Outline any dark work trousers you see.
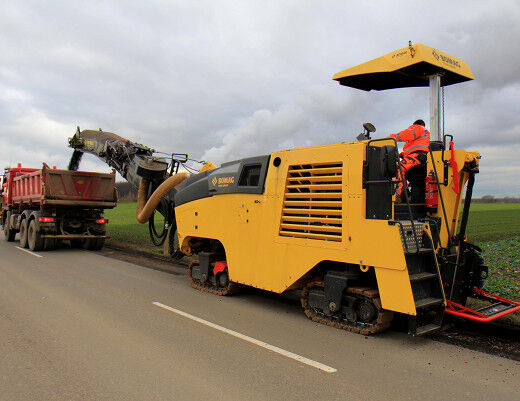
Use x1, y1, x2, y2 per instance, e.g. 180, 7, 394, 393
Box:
396, 151, 427, 203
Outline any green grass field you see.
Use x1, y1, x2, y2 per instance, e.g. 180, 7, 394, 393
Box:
105, 202, 520, 299
104, 202, 164, 255
464, 203, 520, 242
463, 203, 520, 300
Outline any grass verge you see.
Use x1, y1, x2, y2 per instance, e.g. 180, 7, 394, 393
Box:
479, 237, 520, 301
465, 203, 520, 242
104, 202, 164, 257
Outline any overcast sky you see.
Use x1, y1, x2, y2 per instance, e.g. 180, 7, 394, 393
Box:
1, 0, 519, 196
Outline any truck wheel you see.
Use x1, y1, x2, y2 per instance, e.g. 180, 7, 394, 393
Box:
3, 212, 16, 242
44, 238, 56, 251
19, 219, 29, 248
81, 238, 92, 250
28, 219, 44, 251
82, 237, 105, 250
93, 238, 105, 250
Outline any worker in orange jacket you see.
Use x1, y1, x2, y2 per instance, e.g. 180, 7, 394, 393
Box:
390, 119, 430, 202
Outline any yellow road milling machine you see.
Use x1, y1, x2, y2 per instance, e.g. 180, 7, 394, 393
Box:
69, 43, 520, 335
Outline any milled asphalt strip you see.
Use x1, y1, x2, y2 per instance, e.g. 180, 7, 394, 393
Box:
15, 246, 43, 258
152, 301, 337, 373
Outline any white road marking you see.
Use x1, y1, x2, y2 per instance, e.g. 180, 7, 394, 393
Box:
152, 301, 337, 373
15, 246, 43, 258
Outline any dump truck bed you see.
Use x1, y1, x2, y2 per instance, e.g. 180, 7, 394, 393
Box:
10, 166, 117, 208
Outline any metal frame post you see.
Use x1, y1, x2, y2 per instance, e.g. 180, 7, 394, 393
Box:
429, 74, 442, 142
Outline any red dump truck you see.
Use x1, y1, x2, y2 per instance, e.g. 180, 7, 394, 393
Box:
1, 163, 117, 251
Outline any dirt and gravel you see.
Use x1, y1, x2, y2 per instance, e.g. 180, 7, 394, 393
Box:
428, 320, 520, 361
102, 240, 520, 362
102, 239, 187, 275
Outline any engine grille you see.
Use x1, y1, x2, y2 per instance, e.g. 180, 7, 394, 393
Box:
279, 162, 343, 242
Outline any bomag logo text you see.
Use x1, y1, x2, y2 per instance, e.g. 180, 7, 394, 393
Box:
218, 177, 234, 184
432, 50, 461, 68
212, 176, 235, 186
392, 50, 407, 59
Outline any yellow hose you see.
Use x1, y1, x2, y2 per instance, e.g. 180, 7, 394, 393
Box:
136, 173, 188, 224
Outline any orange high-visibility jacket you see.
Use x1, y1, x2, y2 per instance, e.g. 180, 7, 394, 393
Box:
390, 124, 430, 156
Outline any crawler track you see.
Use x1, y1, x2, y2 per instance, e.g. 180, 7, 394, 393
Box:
301, 282, 394, 335
188, 261, 240, 296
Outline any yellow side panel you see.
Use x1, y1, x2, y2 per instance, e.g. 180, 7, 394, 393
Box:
428, 149, 477, 247
176, 142, 408, 296
375, 268, 416, 315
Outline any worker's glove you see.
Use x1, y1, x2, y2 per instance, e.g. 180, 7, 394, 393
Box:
389, 133, 397, 140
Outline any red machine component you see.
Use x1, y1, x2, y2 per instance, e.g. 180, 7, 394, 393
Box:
425, 171, 438, 212
445, 288, 520, 322
449, 141, 460, 194
1, 163, 117, 251
213, 261, 227, 276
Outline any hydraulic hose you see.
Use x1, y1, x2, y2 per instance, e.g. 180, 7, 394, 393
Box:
136, 172, 188, 224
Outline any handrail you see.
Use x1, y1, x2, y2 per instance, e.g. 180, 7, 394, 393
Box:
419, 217, 442, 250
422, 232, 445, 294
449, 171, 475, 300
440, 134, 453, 184
428, 148, 452, 248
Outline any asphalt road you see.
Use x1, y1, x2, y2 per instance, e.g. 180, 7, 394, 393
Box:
1, 234, 518, 401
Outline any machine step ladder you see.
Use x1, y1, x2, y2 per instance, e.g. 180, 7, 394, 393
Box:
398, 220, 445, 335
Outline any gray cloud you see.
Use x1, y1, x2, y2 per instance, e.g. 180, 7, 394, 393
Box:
1, 0, 519, 196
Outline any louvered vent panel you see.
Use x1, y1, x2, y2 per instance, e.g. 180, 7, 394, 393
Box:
279, 162, 343, 242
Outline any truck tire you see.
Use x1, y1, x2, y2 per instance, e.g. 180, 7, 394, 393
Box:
44, 238, 56, 251
28, 219, 44, 251
19, 219, 29, 248
82, 237, 105, 251
3, 211, 16, 242
95, 238, 105, 250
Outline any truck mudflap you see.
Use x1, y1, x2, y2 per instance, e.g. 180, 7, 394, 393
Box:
445, 288, 520, 323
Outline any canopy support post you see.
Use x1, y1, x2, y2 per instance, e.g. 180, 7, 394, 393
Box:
429, 74, 442, 143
